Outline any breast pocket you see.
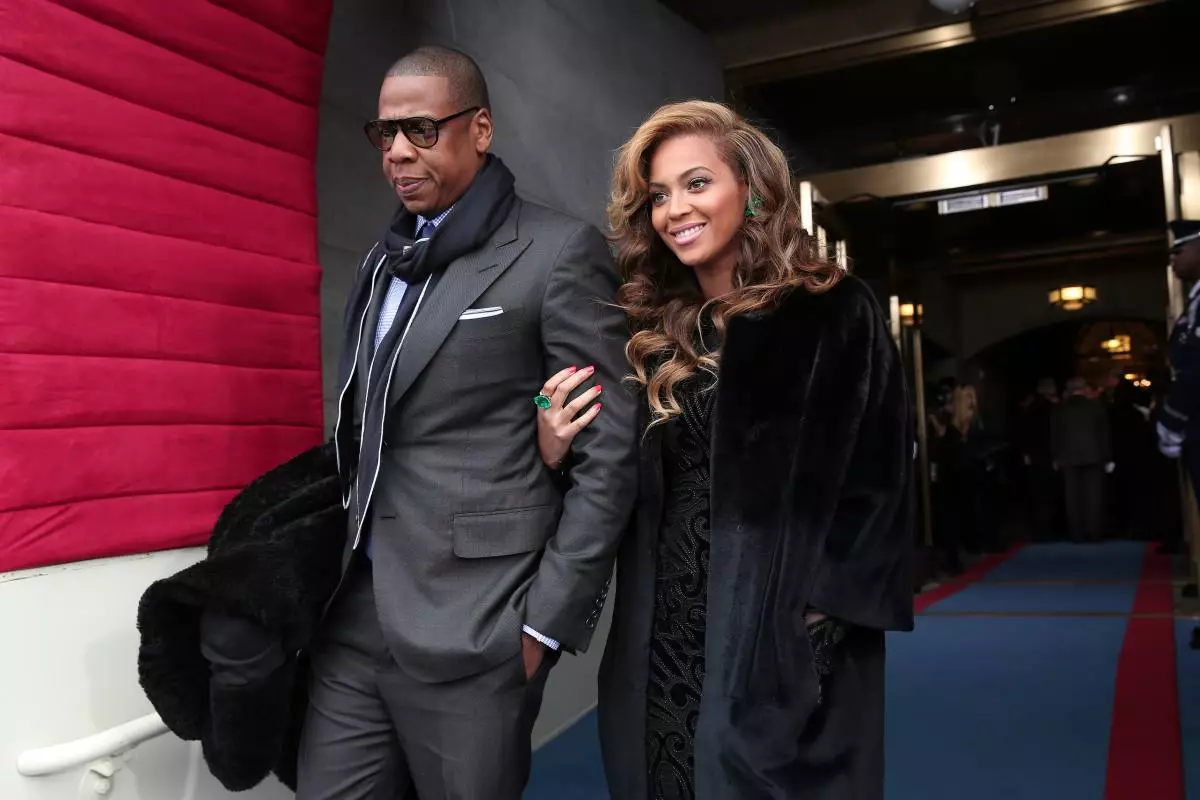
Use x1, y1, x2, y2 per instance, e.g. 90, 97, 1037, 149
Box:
453, 307, 525, 340
446, 308, 539, 386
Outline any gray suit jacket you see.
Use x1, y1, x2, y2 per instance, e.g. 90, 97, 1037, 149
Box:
1051, 395, 1112, 468
331, 197, 638, 683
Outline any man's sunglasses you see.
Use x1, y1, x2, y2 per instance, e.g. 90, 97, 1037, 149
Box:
363, 107, 480, 151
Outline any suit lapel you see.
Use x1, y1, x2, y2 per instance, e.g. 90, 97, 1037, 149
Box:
385, 203, 531, 410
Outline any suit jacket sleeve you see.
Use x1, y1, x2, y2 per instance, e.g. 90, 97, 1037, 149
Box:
527, 223, 639, 652
807, 289, 914, 631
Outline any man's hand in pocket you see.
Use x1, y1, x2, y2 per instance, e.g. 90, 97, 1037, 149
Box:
521, 633, 546, 680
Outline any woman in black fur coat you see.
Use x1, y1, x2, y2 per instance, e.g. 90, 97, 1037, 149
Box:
535, 101, 914, 800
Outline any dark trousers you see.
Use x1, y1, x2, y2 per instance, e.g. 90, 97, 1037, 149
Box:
296, 560, 556, 800
1182, 445, 1200, 540
1027, 462, 1058, 541
1062, 464, 1105, 542
932, 483, 964, 574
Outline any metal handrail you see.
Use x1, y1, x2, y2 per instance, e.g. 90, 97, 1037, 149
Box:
16, 713, 169, 777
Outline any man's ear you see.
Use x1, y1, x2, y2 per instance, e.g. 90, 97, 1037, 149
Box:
473, 108, 494, 155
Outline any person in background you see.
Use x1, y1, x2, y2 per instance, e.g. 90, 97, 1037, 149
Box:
1109, 376, 1156, 540
934, 386, 982, 559
1157, 219, 1200, 467
1158, 218, 1200, 649
536, 100, 913, 800
928, 383, 964, 573
1157, 219, 1200, 562
960, 384, 1006, 553
1052, 377, 1114, 543
1020, 378, 1060, 541
1146, 366, 1184, 553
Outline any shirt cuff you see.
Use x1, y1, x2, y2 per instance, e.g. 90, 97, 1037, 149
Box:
522, 625, 561, 651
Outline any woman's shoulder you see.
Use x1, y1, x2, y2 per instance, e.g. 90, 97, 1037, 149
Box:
775, 272, 883, 328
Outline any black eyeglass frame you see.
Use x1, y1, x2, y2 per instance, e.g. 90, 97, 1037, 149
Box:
363, 107, 481, 151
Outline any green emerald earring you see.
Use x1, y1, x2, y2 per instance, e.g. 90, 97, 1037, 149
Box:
744, 194, 763, 219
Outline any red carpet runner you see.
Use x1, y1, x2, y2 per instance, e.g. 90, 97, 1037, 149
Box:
914, 547, 1022, 614
1105, 543, 1184, 799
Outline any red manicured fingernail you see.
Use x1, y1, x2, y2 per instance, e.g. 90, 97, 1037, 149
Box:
567, 366, 578, 373
586, 365, 595, 374
595, 385, 603, 392
594, 403, 602, 410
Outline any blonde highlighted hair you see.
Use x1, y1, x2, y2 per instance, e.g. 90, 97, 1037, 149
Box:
952, 386, 978, 437
608, 100, 842, 427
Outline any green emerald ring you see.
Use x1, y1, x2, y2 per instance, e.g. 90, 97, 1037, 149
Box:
534, 394, 553, 410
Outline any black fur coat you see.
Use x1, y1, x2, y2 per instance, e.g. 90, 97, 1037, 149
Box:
597, 275, 915, 799
137, 442, 345, 791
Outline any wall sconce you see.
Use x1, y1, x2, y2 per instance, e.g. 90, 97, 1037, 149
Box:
1101, 334, 1132, 357
1049, 285, 1096, 311
900, 302, 923, 327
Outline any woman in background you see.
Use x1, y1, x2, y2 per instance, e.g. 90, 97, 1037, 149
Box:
536, 101, 913, 800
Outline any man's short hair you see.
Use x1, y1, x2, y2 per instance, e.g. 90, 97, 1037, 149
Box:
386, 46, 491, 111
1065, 376, 1088, 394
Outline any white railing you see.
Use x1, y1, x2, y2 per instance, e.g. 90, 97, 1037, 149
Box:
16, 712, 169, 778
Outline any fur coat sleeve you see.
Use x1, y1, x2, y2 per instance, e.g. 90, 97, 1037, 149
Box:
804, 282, 915, 630
137, 442, 345, 791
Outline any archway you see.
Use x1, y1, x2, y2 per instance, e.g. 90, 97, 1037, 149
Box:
971, 316, 1166, 430
928, 317, 1169, 543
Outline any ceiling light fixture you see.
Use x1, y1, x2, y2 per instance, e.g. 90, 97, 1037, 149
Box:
1049, 285, 1097, 312
936, 185, 1049, 216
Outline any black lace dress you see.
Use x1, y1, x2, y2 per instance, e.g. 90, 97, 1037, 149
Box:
645, 377, 716, 800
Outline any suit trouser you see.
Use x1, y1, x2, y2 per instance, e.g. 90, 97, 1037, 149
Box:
1063, 464, 1106, 542
296, 558, 556, 800
1027, 462, 1059, 541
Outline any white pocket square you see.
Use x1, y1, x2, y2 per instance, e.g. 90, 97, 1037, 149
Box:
459, 306, 504, 320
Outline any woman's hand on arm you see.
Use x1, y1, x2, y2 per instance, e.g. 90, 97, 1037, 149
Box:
537, 365, 604, 469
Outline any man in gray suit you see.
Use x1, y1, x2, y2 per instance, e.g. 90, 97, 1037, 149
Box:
1051, 377, 1113, 542
301, 46, 638, 799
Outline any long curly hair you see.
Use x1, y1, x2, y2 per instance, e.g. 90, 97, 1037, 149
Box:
608, 100, 843, 427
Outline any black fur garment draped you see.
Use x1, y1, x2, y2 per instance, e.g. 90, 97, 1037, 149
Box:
598, 275, 915, 800
137, 442, 345, 791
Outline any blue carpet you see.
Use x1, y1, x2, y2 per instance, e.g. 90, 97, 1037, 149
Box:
886, 617, 1125, 800
527, 712, 607, 799
926, 581, 1137, 614
529, 620, 1127, 800
528, 543, 1146, 798
981, 541, 1145, 583
1176, 621, 1200, 800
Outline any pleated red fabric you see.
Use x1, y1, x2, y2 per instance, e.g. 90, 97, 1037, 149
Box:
0, 0, 332, 571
